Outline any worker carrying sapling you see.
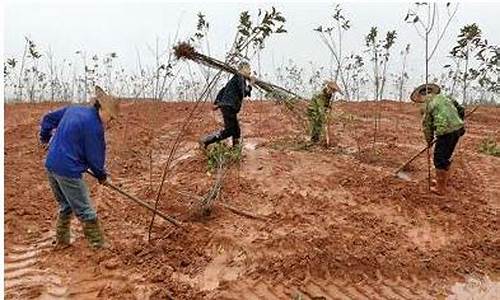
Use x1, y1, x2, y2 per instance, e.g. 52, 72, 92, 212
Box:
199, 61, 254, 148
307, 81, 342, 143
410, 83, 465, 196
39, 86, 120, 249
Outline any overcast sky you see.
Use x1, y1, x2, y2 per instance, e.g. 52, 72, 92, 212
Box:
4, 0, 500, 98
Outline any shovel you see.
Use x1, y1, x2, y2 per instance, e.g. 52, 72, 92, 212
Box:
394, 105, 479, 180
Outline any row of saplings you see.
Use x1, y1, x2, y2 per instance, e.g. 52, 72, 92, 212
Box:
38, 60, 465, 250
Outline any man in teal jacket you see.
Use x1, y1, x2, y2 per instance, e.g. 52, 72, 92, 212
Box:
411, 83, 465, 195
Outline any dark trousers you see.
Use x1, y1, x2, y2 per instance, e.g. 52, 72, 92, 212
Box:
434, 128, 464, 170
204, 106, 240, 146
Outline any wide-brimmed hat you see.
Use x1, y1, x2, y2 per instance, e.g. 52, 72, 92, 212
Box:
410, 83, 441, 102
93, 86, 120, 118
324, 81, 343, 95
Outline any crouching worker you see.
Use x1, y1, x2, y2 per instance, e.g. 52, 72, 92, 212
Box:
410, 83, 465, 196
307, 81, 342, 143
199, 62, 253, 149
39, 86, 120, 249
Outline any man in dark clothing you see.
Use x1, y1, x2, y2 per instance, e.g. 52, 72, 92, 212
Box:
40, 86, 120, 249
200, 62, 253, 148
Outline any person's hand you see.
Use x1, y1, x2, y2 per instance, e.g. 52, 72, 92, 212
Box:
39, 142, 49, 151
459, 127, 466, 136
249, 75, 256, 86
98, 176, 108, 185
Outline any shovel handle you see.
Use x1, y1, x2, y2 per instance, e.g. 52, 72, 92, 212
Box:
85, 170, 184, 229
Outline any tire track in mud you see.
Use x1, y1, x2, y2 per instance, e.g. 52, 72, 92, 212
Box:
217, 275, 437, 300
465, 154, 500, 209
4, 229, 147, 299
4, 234, 66, 299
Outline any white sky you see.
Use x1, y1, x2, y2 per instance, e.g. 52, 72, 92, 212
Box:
3, 0, 500, 98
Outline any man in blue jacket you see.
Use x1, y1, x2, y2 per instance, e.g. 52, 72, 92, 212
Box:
199, 62, 253, 148
40, 86, 119, 249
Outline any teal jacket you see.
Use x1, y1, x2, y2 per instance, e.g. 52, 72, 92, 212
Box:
422, 94, 464, 143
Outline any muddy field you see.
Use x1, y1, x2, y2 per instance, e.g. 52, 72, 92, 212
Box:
4, 100, 500, 299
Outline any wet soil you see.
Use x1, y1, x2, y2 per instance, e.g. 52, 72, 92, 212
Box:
4, 100, 499, 299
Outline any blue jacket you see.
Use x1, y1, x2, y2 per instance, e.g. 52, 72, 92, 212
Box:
40, 106, 107, 180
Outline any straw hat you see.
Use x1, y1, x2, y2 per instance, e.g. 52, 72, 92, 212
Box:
93, 86, 120, 118
410, 83, 441, 102
324, 81, 343, 95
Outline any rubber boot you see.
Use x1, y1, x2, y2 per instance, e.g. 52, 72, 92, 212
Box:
82, 218, 106, 249
199, 132, 220, 149
232, 137, 240, 148
431, 169, 447, 196
54, 214, 72, 249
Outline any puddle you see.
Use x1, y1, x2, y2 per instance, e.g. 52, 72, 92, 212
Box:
446, 275, 500, 300
395, 171, 412, 181
172, 250, 243, 292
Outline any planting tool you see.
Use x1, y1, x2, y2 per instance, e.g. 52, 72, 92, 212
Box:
394, 105, 479, 179
85, 170, 184, 229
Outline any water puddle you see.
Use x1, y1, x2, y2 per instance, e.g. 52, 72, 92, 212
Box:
446, 275, 500, 300
395, 170, 412, 181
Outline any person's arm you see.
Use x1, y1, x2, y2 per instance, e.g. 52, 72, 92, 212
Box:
39, 107, 68, 144
422, 102, 434, 145
244, 84, 252, 97
214, 87, 225, 109
83, 123, 107, 183
236, 75, 246, 99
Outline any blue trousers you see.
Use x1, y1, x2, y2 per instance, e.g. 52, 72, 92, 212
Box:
47, 171, 97, 221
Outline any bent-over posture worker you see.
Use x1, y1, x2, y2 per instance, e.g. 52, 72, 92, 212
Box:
307, 81, 342, 143
199, 62, 253, 148
39, 86, 120, 249
410, 83, 465, 195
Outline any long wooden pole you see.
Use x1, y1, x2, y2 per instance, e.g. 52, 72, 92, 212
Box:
85, 171, 184, 229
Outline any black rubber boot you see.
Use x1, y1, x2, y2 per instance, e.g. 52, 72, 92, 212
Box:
232, 137, 240, 148
199, 132, 220, 149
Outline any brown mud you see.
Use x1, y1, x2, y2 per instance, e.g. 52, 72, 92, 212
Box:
4, 100, 499, 299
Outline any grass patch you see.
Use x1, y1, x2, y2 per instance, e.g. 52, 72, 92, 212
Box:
478, 137, 500, 157
206, 142, 243, 172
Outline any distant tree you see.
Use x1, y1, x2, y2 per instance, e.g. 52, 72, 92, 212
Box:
314, 4, 352, 99
364, 27, 397, 100
405, 2, 459, 86
365, 27, 397, 153
275, 59, 305, 95
446, 24, 499, 104
396, 44, 411, 101
343, 54, 365, 101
